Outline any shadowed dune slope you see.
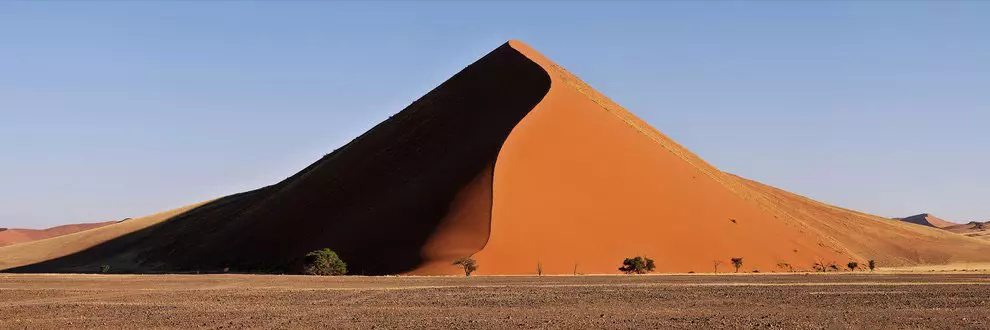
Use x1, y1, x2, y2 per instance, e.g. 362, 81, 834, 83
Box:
0, 221, 116, 248
2, 43, 551, 275
4, 40, 990, 275
897, 213, 957, 228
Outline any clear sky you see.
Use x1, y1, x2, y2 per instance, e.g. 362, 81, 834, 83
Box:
2, 1, 988, 229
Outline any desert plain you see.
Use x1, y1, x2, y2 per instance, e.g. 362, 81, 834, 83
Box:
2, 272, 989, 329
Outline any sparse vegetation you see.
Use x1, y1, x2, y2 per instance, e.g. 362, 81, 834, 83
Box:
813, 260, 839, 273
537, 261, 543, 276
619, 256, 656, 274
303, 248, 347, 276
713, 260, 722, 274
100, 264, 111, 273
453, 257, 478, 276
776, 261, 793, 272
847, 261, 858, 271
730, 257, 744, 273
868, 259, 876, 272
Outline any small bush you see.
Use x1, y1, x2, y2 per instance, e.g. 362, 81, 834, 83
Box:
100, 264, 111, 273
868, 259, 876, 272
730, 257, 744, 273
847, 261, 858, 271
303, 248, 347, 276
619, 256, 656, 274
453, 257, 478, 276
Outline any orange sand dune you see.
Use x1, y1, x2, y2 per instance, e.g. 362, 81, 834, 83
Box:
4, 40, 990, 275
896, 214, 957, 228
0, 221, 116, 248
469, 41, 990, 274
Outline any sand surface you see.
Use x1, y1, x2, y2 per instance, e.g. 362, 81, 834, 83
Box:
1, 273, 988, 329
0, 221, 115, 247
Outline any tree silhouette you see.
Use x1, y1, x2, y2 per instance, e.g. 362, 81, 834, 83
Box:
730, 257, 744, 273
453, 257, 478, 276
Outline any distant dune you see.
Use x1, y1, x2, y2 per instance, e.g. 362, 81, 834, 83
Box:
943, 221, 990, 241
895, 214, 989, 242
0, 221, 116, 247
3, 40, 990, 275
896, 213, 957, 228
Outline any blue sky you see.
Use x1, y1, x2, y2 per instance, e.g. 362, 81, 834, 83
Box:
2, 1, 988, 228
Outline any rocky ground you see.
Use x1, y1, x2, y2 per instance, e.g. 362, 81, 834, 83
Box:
1, 273, 988, 329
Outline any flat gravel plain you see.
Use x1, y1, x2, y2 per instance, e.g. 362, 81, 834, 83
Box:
1, 273, 988, 329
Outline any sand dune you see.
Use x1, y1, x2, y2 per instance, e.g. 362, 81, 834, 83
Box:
3, 43, 549, 274
3, 40, 989, 275
0, 202, 207, 271
943, 221, 990, 241
0, 221, 116, 248
895, 214, 989, 242
896, 213, 957, 228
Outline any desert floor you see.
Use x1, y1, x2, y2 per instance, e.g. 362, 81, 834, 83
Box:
1, 273, 988, 329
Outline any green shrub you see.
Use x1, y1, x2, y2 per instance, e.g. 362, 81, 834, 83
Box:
847, 261, 859, 271
303, 248, 347, 276
868, 259, 876, 272
619, 256, 656, 274
453, 257, 478, 276
730, 257, 744, 273
100, 264, 111, 273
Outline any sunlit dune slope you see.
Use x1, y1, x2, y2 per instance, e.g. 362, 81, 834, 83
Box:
471, 40, 990, 274
0, 201, 207, 270
4, 40, 990, 275
0, 221, 116, 248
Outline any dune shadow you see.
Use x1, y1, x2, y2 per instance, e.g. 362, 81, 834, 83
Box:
6, 42, 551, 275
